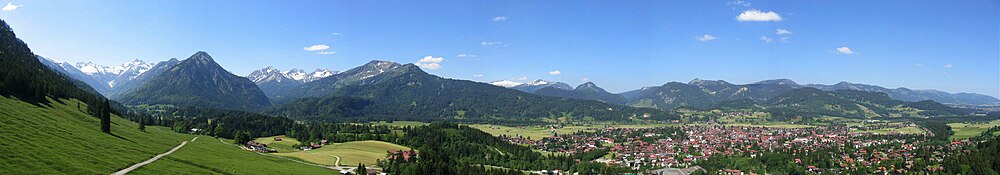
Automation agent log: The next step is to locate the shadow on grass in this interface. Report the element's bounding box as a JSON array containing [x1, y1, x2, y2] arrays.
[[110, 133, 136, 143]]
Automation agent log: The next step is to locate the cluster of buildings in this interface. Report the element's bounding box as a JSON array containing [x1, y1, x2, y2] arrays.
[[298, 139, 328, 151], [243, 141, 276, 153], [504, 125, 974, 174]]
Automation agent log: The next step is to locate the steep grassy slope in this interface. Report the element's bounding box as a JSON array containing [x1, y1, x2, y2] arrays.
[[0, 96, 336, 174], [0, 96, 191, 174]]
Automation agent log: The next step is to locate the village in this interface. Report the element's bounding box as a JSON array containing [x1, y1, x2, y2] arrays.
[[502, 124, 975, 174]]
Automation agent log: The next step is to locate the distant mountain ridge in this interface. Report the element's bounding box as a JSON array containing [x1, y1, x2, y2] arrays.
[[534, 82, 628, 105], [37, 58, 175, 97], [623, 78, 998, 110], [489, 79, 573, 93], [271, 60, 674, 122], [247, 66, 337, 98]]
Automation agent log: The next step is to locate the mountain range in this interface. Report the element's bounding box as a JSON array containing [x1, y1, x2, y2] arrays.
[[247, 67, 336, 98], [36, 58, 169, 97], [114, 52, 271, 110], [490, 79, 573, 93], [270, 61, 670, 122], [492, 78, 999, 107]]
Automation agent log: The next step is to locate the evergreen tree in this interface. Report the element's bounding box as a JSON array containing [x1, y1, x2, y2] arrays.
[[100, 99, 111, 133], [355, 163, 367, 175], [138, 116, 146, 132]]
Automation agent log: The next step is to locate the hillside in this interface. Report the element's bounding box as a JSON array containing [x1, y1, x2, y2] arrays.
[[115, 52, 271, 110], [0, 96, 336, 174], [763, 88, 965, 119], [0, 97, 191, 174]]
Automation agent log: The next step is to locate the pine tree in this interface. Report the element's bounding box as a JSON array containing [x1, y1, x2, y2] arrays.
[[100, 99, 111, 133], [138, 116, 146, 132], [355, 163, 367, 175]]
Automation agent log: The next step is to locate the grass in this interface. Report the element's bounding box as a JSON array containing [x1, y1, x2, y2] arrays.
[[272, 140, 410, 166], [130, 138, 335, 174], [0, 96, 337, 174], [0, 96, 191, 174], [254, 135, 302, 153], [948, 120, 1000, 140]]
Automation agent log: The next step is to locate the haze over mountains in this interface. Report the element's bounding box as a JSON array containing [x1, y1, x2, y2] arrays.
[[493, 78, 1000, 107]]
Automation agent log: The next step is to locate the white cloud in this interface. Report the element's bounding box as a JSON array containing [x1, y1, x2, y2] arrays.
[[836, 47, 854, 55], [492, 16, 507, 22], [737, 9, 782, 22], [518, 76, 528, 80], [548, 70, 561, 75], [943, 64, 953, 68], [697, 34, 717, 42], [760, 36, 773, 43], [481, 41, 503, 46], [332, 32, 343, 35], [415, 56, 444, 70], [914, 63, 923, 67], [457, 54, 478, 58], [780, 36, 789, 43], [317, 51, 336, 55], [3, 3, 20, 11], [776, 28, 792, 35], [581, 77, 590, 82], [303, 44, 330, 51], [473, 74, 484, 77]]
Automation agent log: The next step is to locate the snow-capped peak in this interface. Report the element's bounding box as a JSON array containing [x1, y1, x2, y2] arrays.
[[75, 61, 104, 75], [526, 79, 553, 86], [249, 66, 338, 83], [311, 69, 335, 78], [284, 69, 308, 81], [489, 80, 523, 88]]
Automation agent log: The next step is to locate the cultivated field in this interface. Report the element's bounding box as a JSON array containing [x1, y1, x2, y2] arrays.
[[949, 119, 1000, 140], [272, 140, 410, 166]]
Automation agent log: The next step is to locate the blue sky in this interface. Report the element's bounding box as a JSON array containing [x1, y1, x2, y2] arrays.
[[1, 1, 997, 97]]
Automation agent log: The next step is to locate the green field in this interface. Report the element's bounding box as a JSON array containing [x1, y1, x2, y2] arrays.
[[272, 140, 411, 166], [0, 96, 336, 174], [131, 138, 335, 174], [254, 135, 302, 153], [0, 97, 193, 174], [949, 120, 1000, 140]]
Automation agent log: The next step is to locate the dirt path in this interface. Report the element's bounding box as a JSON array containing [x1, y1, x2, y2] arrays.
[[111, 137, 197, 175]]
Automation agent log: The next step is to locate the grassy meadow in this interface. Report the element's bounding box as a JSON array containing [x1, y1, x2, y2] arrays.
[[949, 119, 1000, 140], [272, 140, 410, 166], [0, 97, 191, 174]]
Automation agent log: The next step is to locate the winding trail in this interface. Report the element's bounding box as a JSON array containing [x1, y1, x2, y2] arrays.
[[111, 137, 198, 175]]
